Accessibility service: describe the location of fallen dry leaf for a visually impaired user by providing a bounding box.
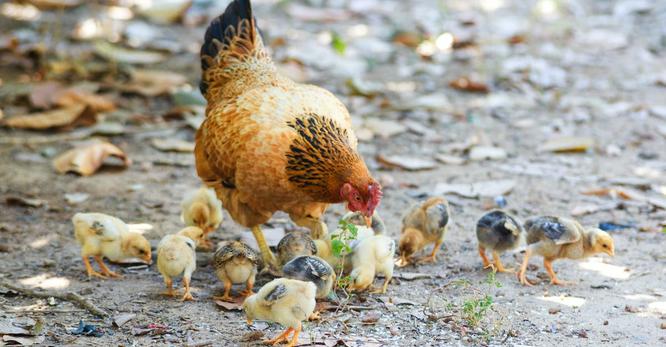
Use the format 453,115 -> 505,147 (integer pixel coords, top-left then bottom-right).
360,311 -> 381,325
112,313 -> 136,328
2,335 -> 45,346
449,77 -> 489,93
94,41 -> 166,65
377,154 -> 437,171
395,272 -> 432,281
1,104 -> 96,130
30,81 -> 62,109
27,0 -> 81,10
121,69 -> 188,97
138,0 -> 192,24
214,300 -> 243,311
151,138 -> 195,153
468,146 -> 507,161
56,89 -> 115,112
538,137 -> 595,153
53,142 -> 131,176
434,179 -> 516,198
5,196 -> 46,208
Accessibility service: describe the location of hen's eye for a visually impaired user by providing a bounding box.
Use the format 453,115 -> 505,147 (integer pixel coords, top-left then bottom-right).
354,196 -> 361,202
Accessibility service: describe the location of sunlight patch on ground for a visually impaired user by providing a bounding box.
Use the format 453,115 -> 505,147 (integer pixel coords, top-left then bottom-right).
578,257 -> 630,280
29,235 -> 56,249
648,302 -> 666,314
537,295 -> 586,307
623,294 -> 659,302
20,274 -> 70,289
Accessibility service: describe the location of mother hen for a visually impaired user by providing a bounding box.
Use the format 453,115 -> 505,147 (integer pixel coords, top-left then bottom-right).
196,0 -> 382,270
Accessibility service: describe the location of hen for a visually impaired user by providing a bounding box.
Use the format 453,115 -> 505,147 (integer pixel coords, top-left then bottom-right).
196,0 -> 382,270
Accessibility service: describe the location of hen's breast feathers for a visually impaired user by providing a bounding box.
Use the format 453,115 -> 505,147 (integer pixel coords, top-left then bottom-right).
197,84 -> 355,214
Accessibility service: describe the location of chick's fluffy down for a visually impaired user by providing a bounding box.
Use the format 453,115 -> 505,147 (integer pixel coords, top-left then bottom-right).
350,234 -> 395,290
244,278 -> 316,328
157,235 -> 196,279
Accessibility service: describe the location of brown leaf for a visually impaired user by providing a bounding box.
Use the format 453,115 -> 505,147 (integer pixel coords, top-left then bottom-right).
214,300 -> 243,311
360,311 -> 381,325
625,305 -> 640,313
56,89 -> 115,112
538,137 -> 594,153
392,32 -> 421,48
112,313 -> 136,327
30,81 -> 62,109
449,77 -> 489,93
240,331 -> 264,342
52,142 -> 131,176
121,70 -> 188,97
27,0 -> 82,10
5,196 -> 46,208
1,104 -> 96,130
94,41 -> 166,65
377,154 -> 437,171
548,307 -> 561,314
2,335 -> 45,346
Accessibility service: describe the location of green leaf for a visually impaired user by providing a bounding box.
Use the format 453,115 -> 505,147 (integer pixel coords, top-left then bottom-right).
348,223 -> 358,238
662,227 -> 666,233
331,32 -> 347,55
331,239 -> 346,257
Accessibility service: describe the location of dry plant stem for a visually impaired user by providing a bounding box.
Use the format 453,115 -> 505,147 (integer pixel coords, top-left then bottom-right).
0,281 -> 109,317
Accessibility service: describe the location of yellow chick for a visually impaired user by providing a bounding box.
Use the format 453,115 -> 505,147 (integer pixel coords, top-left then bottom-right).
72,213 -> 152,279
212,241 -> 260,302
397,197 -> 451,267
313,221 -> 373,271
517,216 -> 615,286
243,278 -> 316,347
156,226 -> 205,301
349,234 -> 395,294
181,186 -> 223,249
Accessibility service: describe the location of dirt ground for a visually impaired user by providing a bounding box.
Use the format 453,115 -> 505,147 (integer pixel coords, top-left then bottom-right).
1,0 -> 666,346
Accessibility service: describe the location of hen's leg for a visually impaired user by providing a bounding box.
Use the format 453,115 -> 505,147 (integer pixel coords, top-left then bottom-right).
82,256 -> 106,279
544,259 -> 573,285
94,256 -> 121,278
517,248 -> 535,286
292,216 -> 328,240
264,327 -> 293,345
492,251 -> 514,273
251,226 -> 279,271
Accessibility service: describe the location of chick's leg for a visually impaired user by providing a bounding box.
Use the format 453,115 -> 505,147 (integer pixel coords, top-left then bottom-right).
544,259 -> 573,285
240,278 -> 254,297
418,241 -> 443,264
264,327 -> 293,345
371,276 -> 391,294
251,226 -> 278,271
181,277 -> 195,301
492,251 -> 514,273
478,246 -> 492,269
517,248 -> 535,286
213,280 -> 233,302
82,256 -> 106,279
286,323 -> 301,347
162,277 -> 177,297
94,256 -> 121,278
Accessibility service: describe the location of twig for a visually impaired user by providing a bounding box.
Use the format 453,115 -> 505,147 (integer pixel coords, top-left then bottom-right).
0,281 -> 109,317
185,340 -> 213,347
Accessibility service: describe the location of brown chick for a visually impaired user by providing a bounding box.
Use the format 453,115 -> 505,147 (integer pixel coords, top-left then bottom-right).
243,278 -> 316,347
397,197 -> 451,267
212,241 -> 260,301
157,227 -> 205,301
476,210 -> 523,273
72,213 -> 152,279
517,216 -> 615,286
181,186 -> 223,250
276,231 -> 317,266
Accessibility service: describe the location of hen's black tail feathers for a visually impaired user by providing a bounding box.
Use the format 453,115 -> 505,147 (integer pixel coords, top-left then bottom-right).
200,0 -> 258,95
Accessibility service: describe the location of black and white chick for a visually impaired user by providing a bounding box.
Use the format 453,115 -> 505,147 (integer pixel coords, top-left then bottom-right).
476,210 -> 523,273
282,255 -> 335,300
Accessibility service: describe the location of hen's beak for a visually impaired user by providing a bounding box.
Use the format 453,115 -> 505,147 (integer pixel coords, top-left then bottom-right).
364,216 -> 372,227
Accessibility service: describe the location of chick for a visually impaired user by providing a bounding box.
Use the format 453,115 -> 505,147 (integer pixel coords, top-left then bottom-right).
313,218 -> 374,270
180,186 -> 223,249
277,231 -> 317,266
476,210 -> 523,273
517,216 -> 615,286
212,241 -> 260,301
349,234 -> 395,294
282,255 -> 335,299
72,213 -> 152,279
396,197 -> 451,267
157,227 -> 204,301
342,211 -> 386,234
243,278 -> 316,347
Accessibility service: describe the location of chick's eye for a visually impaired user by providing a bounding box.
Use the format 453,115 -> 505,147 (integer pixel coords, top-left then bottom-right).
602,244 -> 607,248
138,249 -> 145,255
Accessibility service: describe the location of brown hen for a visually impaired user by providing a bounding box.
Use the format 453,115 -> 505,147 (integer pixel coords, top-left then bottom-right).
196,0 -> 381,270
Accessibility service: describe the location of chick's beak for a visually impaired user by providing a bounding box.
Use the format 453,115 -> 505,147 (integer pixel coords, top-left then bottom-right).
246,318 -> 253,325
607,247 -> 615,257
